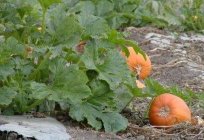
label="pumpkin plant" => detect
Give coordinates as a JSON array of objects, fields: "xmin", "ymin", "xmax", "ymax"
[
  {"xmin": 121, "ymin": 47, "xmax": 152, "ymax": 80},
  {"xmin": 2, "ymin": 0, "xmax": 204, "ymax": 134},
  {"xmin": 0, "ymin": 0, "xmax": 143, "ymax": 133},
  {"xmin": 148, "ymin": 93, "xmax": 192, "ymax": 127}
]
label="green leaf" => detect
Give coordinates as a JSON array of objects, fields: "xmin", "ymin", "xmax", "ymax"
[
  {"xmin": 81, "ymin": 44, "xmax": 134, "ymax": 90},
  {"xmin": 68, "ymin": 1, "xmax": 95, "ymax": 15},
  {"xmin": 0, "ymin": 64, "xmax": 15, "ymax": 80},
  {"xmin": 0, "ymin": 37, "xmax": 24, "ymax": 61},
  {"xmin": 38, "ymin": 0, "xmax": 61, "ymax": 10},
  {"xmin": 87, "ymin": 79, "xmax": 117, "ymax": 111},
  {"xmin": 102, "ymin": 112, "xmax": 128, "ymax": 133},
  {"xmin": 69, "ymin": 103, "xmax": 102, "ymax": 130},
  {"xmin": 69, "ymin": 102, "xmax": 128, "ymax": 132},
  {"xmin": 96, "ymin": 0, "xmax": 114, "ymax": 16},
  {"xmin": 29, "ymin": 82, "xmax": 53, "ymax": 99},
  {"xmin": 107, "ymin": 30, "xmax": 146, "ymax": 59},
  {"xmin": 48, "ymin": 59, "xmax": 92, "ymax": 103},
  {"xmin": 0, "ymin": 87, "xmax": 17, "ymax": 106},
  {"xmin": 89, "ymin": 79, "xmax": 110, "ymax": 96},
  {"xmin": 114, "ymin": 84, "xmax": 134, "ymax": 111},
  {"xmin": 78, "ymin": 15, "xmax": 110, "ymax": 37},
  {"xmin": 46, "ymin": 6, "xmax": 82, "ymax": 44},
  {"xmin": 107, "ymin": 13, "xmax": 130, "ymax": 29},
  {"xmin": 0, "ymin": 24, "xmax": 6, "ymax": 34},
  {"xmin": 11, "ymin": 57, "xmax": 34, "ymax": 76},
  {"xmin": 79, "ymin": 1, "xmax": 95, "ymax": 15}
]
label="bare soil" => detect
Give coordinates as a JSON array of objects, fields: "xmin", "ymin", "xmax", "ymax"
[{"xmin": 65, "ymin": 27, "xmax": 204, "ymax": 140}]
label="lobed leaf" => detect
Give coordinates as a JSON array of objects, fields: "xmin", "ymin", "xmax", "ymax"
[
  {"xmin": 0, "ymin": 87, "xmax": 17, "ymax": 106},
  {"xmin": 69, "ymin": 102, "xmax": 128, "ymax": 132},
  {"xmin": 81, "ymin": 44, "xmax": 134, "ymax": 90},
  {"xmin": 48, "ymin": 59, "xmax": 92, "ymax": 103}
]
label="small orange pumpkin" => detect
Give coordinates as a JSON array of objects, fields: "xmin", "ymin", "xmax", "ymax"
[
  {"xmin": 136, "ymin": 80, "xmax": 145, "ymax": 89},
  {"xmin": 149, "ymin": 93, "xmax": 191, "ymax": 127},
  {"xmin": 121, "ymin": 47, "xmax": 151, "ymax": 80}
]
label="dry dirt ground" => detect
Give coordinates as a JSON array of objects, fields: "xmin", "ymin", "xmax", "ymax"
[{"xmin": 65, "ymin": 27, "xmax": 204, "ymax": 140}]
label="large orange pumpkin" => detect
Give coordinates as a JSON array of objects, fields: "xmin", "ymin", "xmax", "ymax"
[
  {"xmin": 122, "ymin": 47, "xmax": 152, "ymax": 80},
  {"xmin": 149, "ymin": 93, "xmax": 191, "ymax": 127}
]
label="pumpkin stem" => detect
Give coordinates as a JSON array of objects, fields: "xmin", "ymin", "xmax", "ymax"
[
  {"xmin": 159, "ymin": 106, "xmax": 170, "ymax": 117},
  {"xmin": 135, "ymin": 65, "xmax": 142, "ymax": 77}
]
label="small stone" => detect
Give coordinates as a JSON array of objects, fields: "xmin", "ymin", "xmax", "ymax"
[{"xmin": 136, "ymin": 135, "xmax": 145, "ymax": 140}]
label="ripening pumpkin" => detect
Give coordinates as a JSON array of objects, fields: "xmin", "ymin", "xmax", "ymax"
[
  {"xmin": 121, "ymin": 47, "xmax": 152, "ymax": 80},
  {"xmin": 136, "ymin": 80, "xmax": 145, "ymax": 89},
  {"xmin": 149, "ymin": 93, "xmax": 192, "ymax": 127}
]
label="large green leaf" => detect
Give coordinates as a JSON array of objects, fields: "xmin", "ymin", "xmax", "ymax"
[
  {"xmin": 106, "ymin": 13, "xmax": 130, "ymax": 29},
  {"xmin": 87, "ymin": 81, "xmax": 134, "ymax": 112},
  {"xmin": 0, "ymin": 87, "xmax": 17, "ymax": 106},
  {"xmin": 46, "ymin": 6, "xmax": 82, "ymax": 44},
  {"xmin": 48, "ymin": 59, "xmax": 92, "ymax": 103},
  {"xmin": 70, "ymin": 1, "xmax": 95, "ymax": 15},
  {"xmin": 96, "ymin": 0, "xmax": 114, "ymax": 16},
  {"xmin": 81, "ymin": 44, "xmax": 134, "ymax": 90},
  {"xmin": 29, "ymin": 58, "xmax": 92, "ymax": 103},
  {"xmin": 114, "ymin": 84, "xmax": 134, "ymax": 112},
  {"xmin": 78, "ymin": 15, "xmax": 110, "ymax": 37},
  {"xmin": 0, "ymin": 37, "xmax": 24, "ymax": 61},
  {"xmin": 29, "ymin": 82, "xmax": 54, "ymax": 99},
  {"xmin": 87, "ymin": 79, "xmax": 117, "ymax": 111},
  {"xmin": 0, "ymin": 64, "xmax": 15, "ymax": 80},
  {"xmin": 102, "ymin": 112, "xmax": 128, "ymax": 133},
  {"xmin": 69, "ymin": 103, "xmax": 102, "ymax": 130},
  {"xmin": 69, "ymin": 102, "xmax": 128, "ymax": 132}
]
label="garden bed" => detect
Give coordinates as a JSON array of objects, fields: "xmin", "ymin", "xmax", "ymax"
[
  {"xmin": 0, "ymin": 27, "xmax": 203, "ymax": 140},
  {"xmin": 65, "ymin": 27, "xmax": 204, "ymax": 140},
  {"xmin": 1, "ymin": 1, "xmax": 204, "ymax": 139}
]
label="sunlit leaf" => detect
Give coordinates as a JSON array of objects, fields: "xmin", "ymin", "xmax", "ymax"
[{"xmin": 38, "ymin": 0, "xmax": 61, "ymax": 10}]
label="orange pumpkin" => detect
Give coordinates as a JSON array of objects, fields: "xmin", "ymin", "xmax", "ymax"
[
  {"xmin": 136, "ymin": 80, "xmax": 145, "ymax": 89},
  {"xmin": 149, "ymin": 93, "xmax": 191, "ymax": 127},
  {"xmin": 122, "ymin": 47, "xmax": 151, "ymax": 80}
]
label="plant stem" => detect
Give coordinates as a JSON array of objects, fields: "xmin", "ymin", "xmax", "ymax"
[
  {"xmin": 42, "ymin": 8, "xmax": 46, "ymax": 33},
  {"xmin": 24, "ymin": 99, "xmax": 44, "ymax": 112},
  {"xmin": 29, "ymin": 51, "xmax": 51, "ymax": 80}
]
